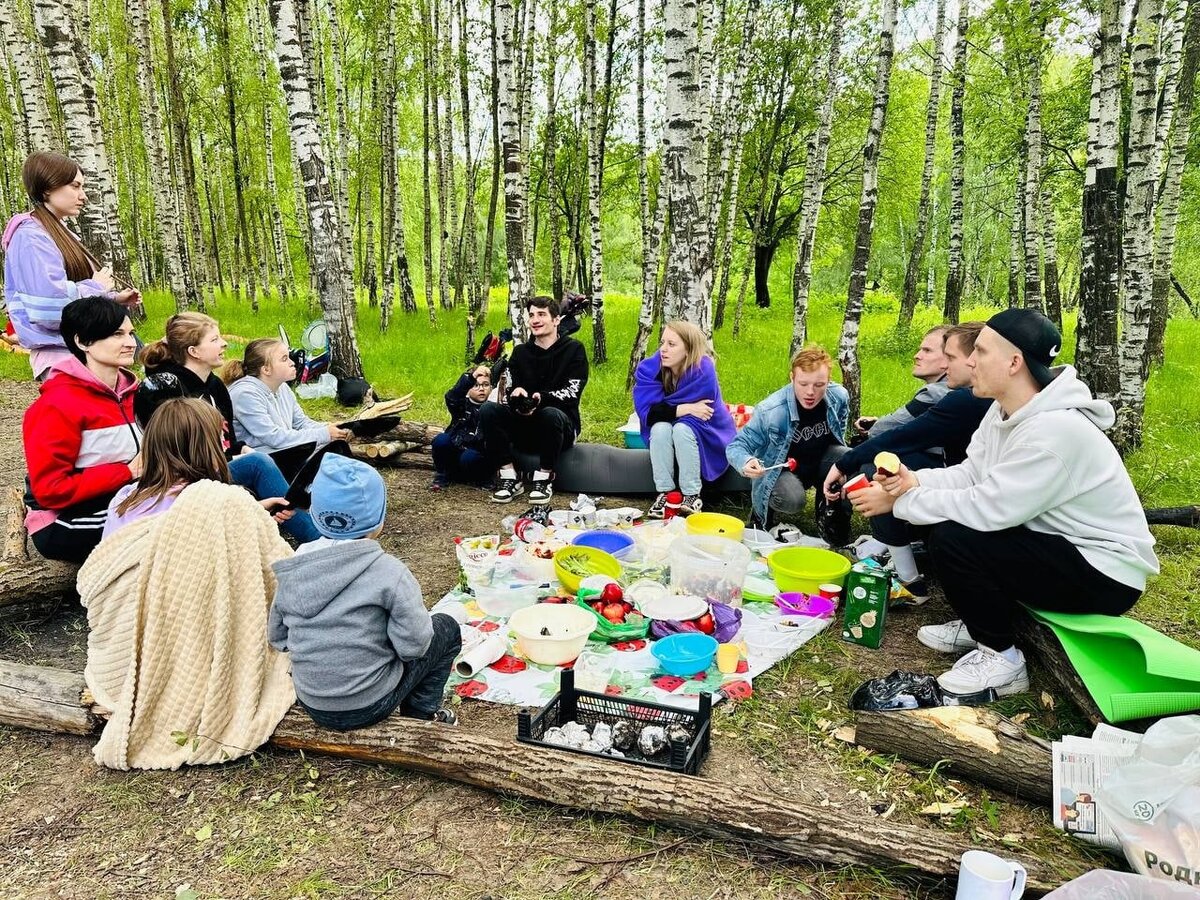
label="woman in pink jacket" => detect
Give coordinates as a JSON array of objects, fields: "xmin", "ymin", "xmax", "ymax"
[{"xmin": 3, "ymin": 152, "xmax": 139, "ymax": 380}]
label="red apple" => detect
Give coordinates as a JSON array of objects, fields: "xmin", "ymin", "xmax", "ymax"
[
  {"xmin": 600, "ymin": 583, "xmax": 624, "ymax": 604},
  {"xmin": 696, "ymin": 613, "xmax": 716, "ymax": 635},
  {"xmin": 602, "ymin": 602, "xmax": 626, "ymax": 623}
]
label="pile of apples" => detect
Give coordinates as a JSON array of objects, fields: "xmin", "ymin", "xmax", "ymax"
[{"xmin": 586, "ymin": 583, "xmax": 637, "ymax": 624}]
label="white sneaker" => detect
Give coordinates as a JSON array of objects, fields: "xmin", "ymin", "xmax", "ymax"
[
  {"xmin": 917, "ymin": 619, "xmax": 978, "ymax": 653},
  {"xmin": 937, "ymin": 646, "xmax": 1030, "ymax": 697}
]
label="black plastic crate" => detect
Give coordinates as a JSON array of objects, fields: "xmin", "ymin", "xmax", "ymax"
[{"xmin": 516, "ymin": 669, "xmax": 712, "ymax": 775}]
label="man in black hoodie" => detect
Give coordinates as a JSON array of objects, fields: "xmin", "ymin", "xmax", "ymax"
[{"xmin": 480, "ymin": 295, "xmax": 589, "ymax": 503}]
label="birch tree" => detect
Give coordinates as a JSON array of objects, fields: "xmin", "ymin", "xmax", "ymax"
[
  {"xmin": 252, "ymin": 0, "xmax": 293, "ymax": 301},
  {"xmin": 497, "ymin": 0, "xmax": 531, "ymax": 335},
  {"xmin": 1, "ymin": 0, "xmax": 54, "ymax": 154},
  {"xmin": 1076, "ymin": 0, "xmax": 1121, "ymax": 397},
  {"xmin": 542, "ymin": 0, "xmax": 564, "ymax": 301},
  {"xmin": 791, "ymin": 0, "xmax": 846, "ymax": 353},
  {"xmin": 268, "ymin": 0, "xmax": 364, "ymax": 378},
  {"xmin": 585, "ymin": 0, "xmax": 607, "ymax": 363},
  {"xmin": 661, "ymin": 0, "xmax": 712, "ymax": 331},
  {"xmin": 1021, "ymin": 0, "xmax": 1045, "ymax": 313},
  {"xmin": 899, "ymin": 0, "xmax": 947, "ymax": 329},
  {"xmin": 943, "ymin": 0, "xmax": 968, "ymax": 325},
  {"xmin": 131, "ymin": 0, "xmax": 194, "ymax": 311},
  {"xmin": 838, "ymin": 0, "xmax": 898, "ymax": 421},
  {"xmin": 459, "ymin": 0, "xmax": 482, "ymax": 343},
  {"xmin": 217, "ymin": 0, "xmax": 254, "ymax": 305}
]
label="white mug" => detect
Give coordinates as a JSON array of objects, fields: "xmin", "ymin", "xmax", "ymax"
[{"xmin": 955, "ymin": 850, "xmax": 1026, "ymax": 900}]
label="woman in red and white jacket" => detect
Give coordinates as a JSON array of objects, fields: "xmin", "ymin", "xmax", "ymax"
[{"xmin": 23, "ymin": 297, "xmax": 142, "ymax": 563}]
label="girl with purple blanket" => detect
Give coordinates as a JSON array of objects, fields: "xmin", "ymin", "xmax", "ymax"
[{"xmin": 633, "ymin": 321, "xmax": 736, "ymax": 517}]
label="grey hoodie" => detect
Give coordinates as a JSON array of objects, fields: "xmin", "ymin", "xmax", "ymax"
[
  {"xmin": 269, "ymin": 540, "xmax": 434, "ymax": 712},
  {"xmin": 228, "ymin": 375, "xmax": 330, "ymax": 452},
  {"xmin": 894, "ymin": 365, "xmax": 1159, "ymax": 591}
]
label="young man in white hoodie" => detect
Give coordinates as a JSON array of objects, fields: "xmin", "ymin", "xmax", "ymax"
[{"xmin": 850, "ymin": 309, "xmax": 1159, "ymax": 696}]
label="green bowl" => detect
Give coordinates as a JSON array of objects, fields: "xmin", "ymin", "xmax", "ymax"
[
  {"xmin": 553, "ymin": 544, "xmax": 623, "ymax": 594},
  {"xmin": 768, "ymin": 547, "xmax": 852, "ymax": 595}
]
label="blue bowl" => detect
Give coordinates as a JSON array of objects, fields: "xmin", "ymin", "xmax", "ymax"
[
  {"xmin": 652, "ymin": 632, "xmax": 719, "ymax": 677},
  {"xmin": 571, "ymin": 529, "xmax": 636, "ymax": 560}
]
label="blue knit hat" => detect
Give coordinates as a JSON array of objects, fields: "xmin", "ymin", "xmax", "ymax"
[{"xmin": 309, "ymin": 454, "xmax": 387, "ymax": 539}]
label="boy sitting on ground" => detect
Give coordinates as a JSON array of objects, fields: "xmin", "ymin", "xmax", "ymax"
[{"xmin": 269, "ymin": 454, "xmax": 461, "ymax": 730}]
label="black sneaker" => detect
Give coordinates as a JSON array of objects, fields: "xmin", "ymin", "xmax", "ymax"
[
  {"xmin": 492, "ymin": 477, "xmax": 524, "ymax": 503},
  {"xmin": 432, "ymin": 707, "xmax": 459, "ymax": 726},
  {"xmin": 680, "ymin": 495, "xmax": 703, "ymax": 515},
  {"xmin": 648, "ymin": 492, "xmax": 669, "ymax": 518}
]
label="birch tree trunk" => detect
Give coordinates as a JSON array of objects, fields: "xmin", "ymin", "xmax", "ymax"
[
  {"xmin": 252, "ymin": 0, "xmax": 293, "ymax": 302},
  {"xmin": 481, "ymin": 0, "xmax": 502, "ymax": 323},
  {"xmin": 1008, "ymin": 179, "xmax": 1023, "ymax": 308},
  {"xmin": 791, "ymin": 0, "xmax": 846, "ymax": 353},
  {"xmin": 131, "ymin": 0, "xmax": 194, "ymax": 311},
  {"xmin": 268, "ymin": 0, "xmax": 364, "ymax": 378},
  {"xmin": 459, "ymin": 0, "xmax": 482, "ymax": 350},
  {"xmin": 1042, "ymin": 191, "xmax": 1061, "ymax": 329},
  {"xmin": 420, "ymin": 0, "xmax": 438, "ymax": 324},
  {"xmin": 497, "ymin": 0, "xmax": 531, "ymax": 336},
  {"xmin": 943, "ymin": 0, "xmax": 969, "ymax": 325},
  {"xmin": 585, "ymin": 0, "xmax": 607, "ymax": 363},
  {"xmin": 443, "ymin": 0, "xmax": 462, "ymax": 309},
  {"xmin": 32, "ymin": 0, "xmax": 124, "ymax": 270},
  {"xmin": 543, "ymin": 0, "xmax": 564, "ymax": 301},
  {"xmin": 218, "ymin": 0, "xmax": 254, "ymax": 306},
  {"xmin": 324, "ymin": 1, "xmax": 355, "ymax": 295},
  {"xmin": 518, "ymin": 0, "xmax": 537, "ymax": 303},
  {"xmin": 899, "ymin": 0, "xmax": 947, "ymax": 329},
  {"xmin": 428, "ymin": 0, "xmax": 451, "ymax": 313},
  {"xmin": 838, "ymin": 0, "xmax": 898, "ymax": 422},
  {"xmin": 1021, "ymin": 0, "xmax": 1045, "ymax": 313},
  {"xmin": 1114, "ymin": 0, "xmax": 1165, "ymax": 452},
  {"xmin": 1146, "ymin": 0, "xmax": 1197, "ymax": 370},
  {"xmin": 661, "ymin": 0, "xmax": 712, "ymax": 331},
  {"xmin": 1076, "ymin": 0, "xmax": 1122, "ymax": 398},
  {"xmin": 1, "ymin": 0, "xmax": 54, "ymax": 153}
]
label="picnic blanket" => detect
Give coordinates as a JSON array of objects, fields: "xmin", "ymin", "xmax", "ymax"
[
  {"xmin": 434, "ymin": 589, "xmax": 830, "ymax": 710},
  {"xmin": 1028, "ymin": 608, "xmax": 1200, "ymax": 722},
  {"xmin": 77, "ymin": 481, "xmax": 296, "ymax": 770}
]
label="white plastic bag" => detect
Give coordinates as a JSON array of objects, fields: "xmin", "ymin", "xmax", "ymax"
[
  {"xmin": 1096, "ymin": 715, "xmax": 1200, "ymax": 887},
  {"xmin": 296, "ymin": 372, "xmax": 337, "ymax": 399},
  {"xmin": 1044, "ymin": 870, "xmax": 1200, "ymax": 898}
]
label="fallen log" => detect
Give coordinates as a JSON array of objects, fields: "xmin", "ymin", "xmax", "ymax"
[
  {"xmin": 371, "ymin": 420, "xmax": 443, "ymax": 446},
  {"xmin": 0, "ymin": 659, "xmax": 1084, "ymax": 893},
  {"xmin": 1, "ymin": 488, "xmax": 78, "ymax": 609},
  {"xmin": 1144, "ymin": 505, "xmax": 1200, "ymax": 528},
  {"xmin": 854, "ymin": 706, "xmax": 1053, "ymax": 804}
]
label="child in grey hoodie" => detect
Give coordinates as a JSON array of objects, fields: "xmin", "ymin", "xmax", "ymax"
[{"xmin": 269, "ymin": 454, "xmax": 461, "ymax": 730}]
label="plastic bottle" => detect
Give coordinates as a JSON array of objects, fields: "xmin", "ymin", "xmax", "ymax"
[{"xmin": 663, "ymin": 490, "xmax": 684, "ymax": 519}]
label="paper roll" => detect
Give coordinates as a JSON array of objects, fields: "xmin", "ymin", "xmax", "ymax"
[{"xmin": 454, "ymin": 633, "xmax": 507, "ymax": 677}]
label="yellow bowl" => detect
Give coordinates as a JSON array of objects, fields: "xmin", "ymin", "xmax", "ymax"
[
  {"xmin": 553, "ymin": 544, "xmax": 622, "ymax": 594},
  {"xmin": 768, "ymin": 547, "xmax": 852, "ymax": 594},
  {"xmin": 685, "ymin": 512, "xmax": 745, "ymax": 540}
]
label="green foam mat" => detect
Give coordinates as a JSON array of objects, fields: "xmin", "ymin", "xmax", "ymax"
[{"xmin": 1026, "ymin": 608, "xmax": 1200, "ymax": 722}]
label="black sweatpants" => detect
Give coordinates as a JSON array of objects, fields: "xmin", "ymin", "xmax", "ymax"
[
  {"xmin": 479, "ymin": 402, "xmax": 576, "ymax": 473},
  {"xmin": 926, "ymin": 521, "xmax": 1141, "ymax": 652}
]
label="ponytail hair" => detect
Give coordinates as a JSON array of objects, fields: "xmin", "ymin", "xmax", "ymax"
[
  {"xmin": 142, "ymin": 311, "xmax": 220, "ymax": 368},
  {"xmin": 221, "ymin": 338, "xmax": 283, "ymax": 385},
  {"xmin": 22, "ymin": 152, "xmax": 99, "ymax": 282}
]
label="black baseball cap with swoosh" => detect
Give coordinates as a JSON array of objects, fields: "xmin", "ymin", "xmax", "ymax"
[{"xmin": 986, "ymin": 308, "xmax": 1062, "ymax": 388}]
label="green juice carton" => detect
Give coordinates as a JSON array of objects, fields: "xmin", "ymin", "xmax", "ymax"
[{"xmin": 840, "ymin": 562, "xmax": 890, "ymax": 649}]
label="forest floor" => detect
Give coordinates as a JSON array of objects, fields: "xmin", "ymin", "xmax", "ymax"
[{"xmin": 0, "ymin": 373, "xmax": 1132, "ymax": 900}]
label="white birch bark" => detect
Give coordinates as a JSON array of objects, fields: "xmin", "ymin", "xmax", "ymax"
[
  {"xmin": 899, "ymin": 0, "xmax": 947, "ymax": 328},
  {"xmin": 943, "ymin": 0, "xmax": 968, "ymax": 325},
  {"xmin": 1115, "ymin": 0, "xmax": 1165, "ymax": 451},
  {"xmin": 662, "ymin": 0, "xmax": 713, "ymax": 331},
  {"xmin": 0, "ymin": 0, "xmax": 54, "ymax": 153},
  {"xmin": 497, "ymin": 0, "xmax": 530, "ymax": 336},
  {"xmin": 459, "ymin": 0, "xmax": 482, "ymax": 344},
  {"xmin": 1021, "ymin": 0, "xmax": 1045, "ymax": 312},
  {"xmin": 252, "ymin": 0, "xmax": 293, "ymax": 301},
  {"xmin": 543, "ymin": 0, "xmax": 564, "ymax": 301},
  {"xmin": 519, "ymin": 0, "xmax": 537, "ymax": 303},
  {"xmin": 838, "ymin": 0, "xmax": 897, "ymax": 421},
  {"xmin": 586, "ymin": 0, "xmax": 607, "ymax": 363},
  {"xmin": 131, "ymin": 0, "xmax": 194, "ymax": 311},
  {"xmin": 791, "ymin": 0, "xmax": 846, "ymax": 354},
  {"xmin": 268, "ymin": 0, "xmax": 365, "ymax": 378}
]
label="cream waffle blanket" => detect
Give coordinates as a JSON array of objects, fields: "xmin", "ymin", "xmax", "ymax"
[{"xmin": 77, "ymin": 480, "xmax": 295, "ymax": 770}]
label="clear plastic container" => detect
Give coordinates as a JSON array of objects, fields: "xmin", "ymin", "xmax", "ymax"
[
  {"xmin": 669, "ymin": 534, "xmax": 752, "ymax": 607},
  {"xmin": 573, "ymin": 650, "xmax": 618, "ymax": 693}
]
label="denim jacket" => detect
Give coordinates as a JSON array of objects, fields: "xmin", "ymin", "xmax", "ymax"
[{"xmin": 726, "ymin": 382, "xmax": 850, "ymax": 521}]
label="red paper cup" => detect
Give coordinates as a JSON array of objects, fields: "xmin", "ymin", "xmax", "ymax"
[
  {"xmin": 818, "ymin": 583, "xmax": 842, "ymax": 601},
  {"xmin": 844, "ymin": 473, "xmax": 871, "ymax": 494}
]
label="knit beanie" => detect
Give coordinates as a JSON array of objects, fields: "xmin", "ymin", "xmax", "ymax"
[{"xmin": 308, "ymin": 454, "xmax": 387, "ymax": 539}]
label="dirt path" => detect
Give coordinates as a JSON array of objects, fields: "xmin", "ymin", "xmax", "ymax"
[{"xmin": 0, "ymin": 379, "xmax": 1092, "ymax": 899}]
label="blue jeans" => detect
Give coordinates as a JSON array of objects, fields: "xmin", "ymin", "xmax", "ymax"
[
  {"xmin": 649, "ymin": 421, "xmax": 702, "ymax": 495},
  {"xmin": 229, "ymin": 452, "xmax": 321, "ymax": 543},
  {"xmin": 430, "ymin": 433, "xmax": 492, "ymax": 485},
  {"xmin": 299, "ymin": 613, "xmax": 463, "ymax": 730}
]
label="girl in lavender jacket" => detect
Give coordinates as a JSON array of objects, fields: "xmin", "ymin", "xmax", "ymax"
[{"xmin": 3, "ymin": 152, "xmax": 139, "ymax": 380}]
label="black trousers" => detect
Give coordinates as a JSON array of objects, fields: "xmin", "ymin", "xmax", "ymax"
[
  {"xmin": 927, "ymin": 521, "xmax": 1141, "ymax": 652},
  {"xmin": 29, "ymin": 494, "xmax": 112, "ymax": 564},
  {"xmin": 479, "ymin": 402, "xmax": 576, "ymax": 472}
]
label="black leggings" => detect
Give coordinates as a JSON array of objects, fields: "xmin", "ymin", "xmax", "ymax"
[
  {"xmin": 927, "ymin": 521, "xmax": 1141, "ymax": 652},
  {"xmin": 29, "ymin": 495, "xmax": 111, "ymax": 564}
]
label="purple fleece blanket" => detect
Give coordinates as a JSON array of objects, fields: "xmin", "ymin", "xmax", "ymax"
[{"xmin": 633, "ymin": 353, "xmax": 736, "ymax": 482}]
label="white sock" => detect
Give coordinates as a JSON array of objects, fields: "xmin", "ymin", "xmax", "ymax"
[
  {"xmin": 999, "ymin": 645, "xmax": 1023, "ymax": 664},
  {"xmin": 886, "ymin": 544, "xmax": 920, "ymax": 582},
  {"xmin": 532, "ymin": 469, "xmax": 551, "ymax": 482},
  {"xmin": 499, "ymin": 465, "xmax": 516, "ymax": 480}
]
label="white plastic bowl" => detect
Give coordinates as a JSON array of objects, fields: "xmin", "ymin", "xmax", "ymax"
[{"xmin": 508, "ymin": 604, "xmax": 595, "ymax": 665}]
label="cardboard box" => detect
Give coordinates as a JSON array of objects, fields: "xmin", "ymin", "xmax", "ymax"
[{"xmin": 841, "ymin": 563, "xmax": 890, "ymax": 649}]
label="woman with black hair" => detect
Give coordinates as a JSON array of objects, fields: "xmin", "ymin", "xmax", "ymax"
[
  {"xmin": 22, "ymin": 297, "xmax": 142, "ymax": 562},
  {"xmin": 3, "ymin": 152, "xmax": 139, "ymax": 380}
]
